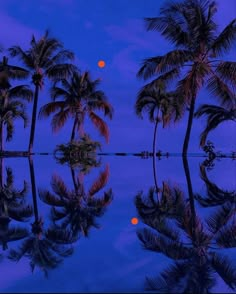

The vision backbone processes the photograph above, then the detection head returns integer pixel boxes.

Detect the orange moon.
[131,217,139,225]
[98,60,105,68]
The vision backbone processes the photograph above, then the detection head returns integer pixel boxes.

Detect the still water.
[0,155,235,293]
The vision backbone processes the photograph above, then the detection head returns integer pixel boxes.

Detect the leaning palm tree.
[0,84,32,152]
[9,30,75,153]
[39,165,113,238]
[195,104,236,147]
[39,71,113,143]
[135,69,183,191]
[138,0,236,155]
[8,157,75,276]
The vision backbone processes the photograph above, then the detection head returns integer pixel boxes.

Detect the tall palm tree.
[135,69,183,191]
[39,71,113,143]
[9,30,75,153]
[39,165,113,238]
[195,104,236,147]
[0,84,32,152]
[137,0,236,156]
[8,157,75,276]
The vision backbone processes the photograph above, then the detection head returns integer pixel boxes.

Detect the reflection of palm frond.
[136,179,236,293]
[39,167,113,239]
[211,253,236,289]
[8,226,74,277]
[89,165,109,196]
[216,225,236,248]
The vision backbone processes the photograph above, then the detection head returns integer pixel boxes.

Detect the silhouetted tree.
[9,30,75,153]
[138,0,236,155]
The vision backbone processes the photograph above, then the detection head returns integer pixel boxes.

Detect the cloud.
[0,11,40,49]
[105,19,165,52]
[111,46,139,79]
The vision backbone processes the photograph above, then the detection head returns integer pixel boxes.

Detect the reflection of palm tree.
[136,159,236,293]
[135,70,183,192]
[195,104,236,147]
[39,165,113,238]
[8,157,74,276]
[0,158,32,250]
[39,71,113,142]
[138,0,236,155]
[195,164,236,246]
[9,30,75,153]
[135,183,184,236]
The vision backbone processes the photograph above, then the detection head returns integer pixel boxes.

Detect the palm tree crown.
[39,70,113,143]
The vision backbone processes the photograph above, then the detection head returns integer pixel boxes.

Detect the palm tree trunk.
[71,116,78,142]
[182,96,196,157]
[153,117,159,195]
[0,121,3,153]
[0,157,3,188]
[182,156,196,244]
[79,114,85,139]
[28,85,40,154]
[71,167,78,192]
[28,156,39,222]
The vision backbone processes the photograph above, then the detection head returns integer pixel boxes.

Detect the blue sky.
[0,0,235,153]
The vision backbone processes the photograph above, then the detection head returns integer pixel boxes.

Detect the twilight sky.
[0,0,235,153]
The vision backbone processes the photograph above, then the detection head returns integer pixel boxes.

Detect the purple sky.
[0,0,236,153]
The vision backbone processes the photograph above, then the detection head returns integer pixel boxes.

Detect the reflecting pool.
[0,154,235,293]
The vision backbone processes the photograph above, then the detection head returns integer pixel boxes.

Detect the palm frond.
[38,189,65,207]
[46,63,76,80]
[206,203,234,233]
[137,227,192,259]
[216,61,236,86]
[88,111,109,142]
[216,225,236,248]
[89,165,109,196]
[211,19,236,56]
[51,174,69,199]
[38,101,66,119]
[51,109,70,133]
[8,85,33,101]
[211,253,236,289]
[206,74,235,108]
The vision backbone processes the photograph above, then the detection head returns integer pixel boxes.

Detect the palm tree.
[9,30,75,153]
[8,157,75,276]
[39,165,113,238]
[195,104,236,147]
[135,157,236,293]
[135,69,183,191]
[0,84,32,152]
[39,71,113,143]
[0,159,32,250]
[138,0,236,156]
